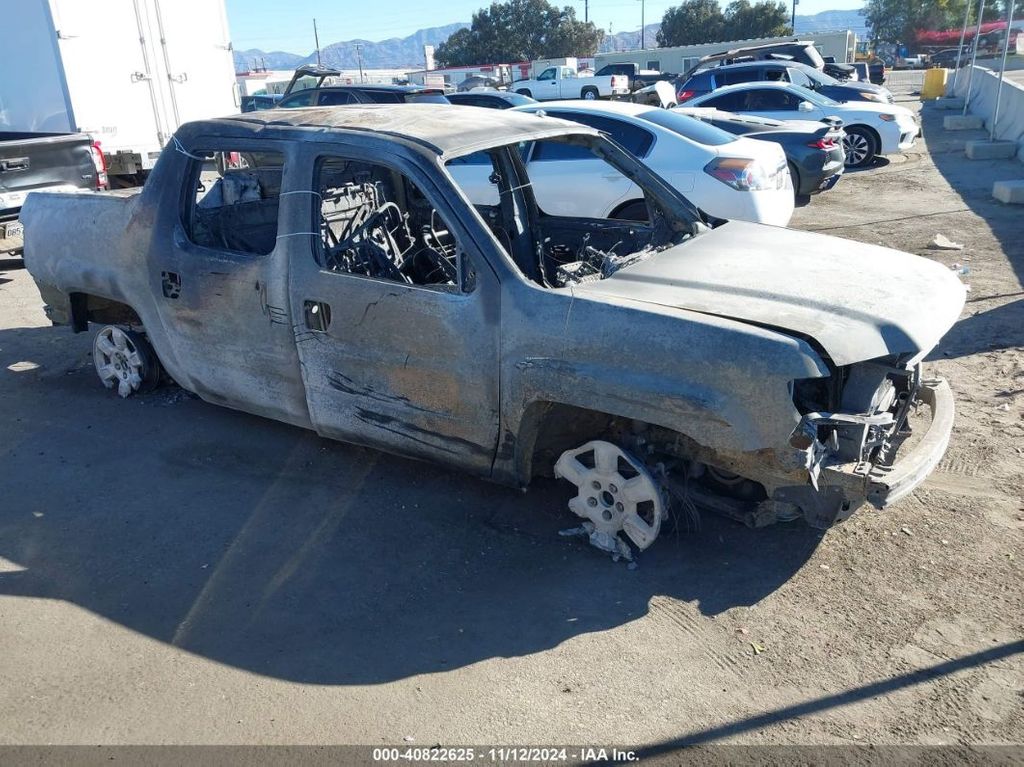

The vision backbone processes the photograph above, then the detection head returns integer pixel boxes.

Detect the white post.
[950,0,973,93]
[962,0,987,115]
[990,0,1017,140]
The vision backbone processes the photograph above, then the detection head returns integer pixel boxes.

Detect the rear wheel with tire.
[610,200,649,222]
[843,126,877,168]
[581,87,599,100]
[92,325,161,398]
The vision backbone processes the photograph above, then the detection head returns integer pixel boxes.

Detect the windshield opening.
[444,133,702,288]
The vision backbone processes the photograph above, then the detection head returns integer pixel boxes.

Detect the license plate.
[3,222,23,239]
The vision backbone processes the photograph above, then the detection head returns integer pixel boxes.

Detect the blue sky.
[225,0,865,53]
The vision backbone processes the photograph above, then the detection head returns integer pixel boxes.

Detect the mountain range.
[233,10,867,72]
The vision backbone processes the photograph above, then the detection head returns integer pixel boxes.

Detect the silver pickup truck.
[21,104,965,558]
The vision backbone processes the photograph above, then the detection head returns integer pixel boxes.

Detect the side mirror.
[798,100,814,112]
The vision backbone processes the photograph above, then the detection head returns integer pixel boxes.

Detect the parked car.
[512,66,631,101]
[447,91,537,109]
[688,40,856,82]
[852,61,888,85]
[674,107,846,197]
[448,100,794,226]
[20,104,964,549]
[684,82,919,167]
[595,63,677,92]
[277,85,449,108]
[675,61,894,105]
[240,94,283,112]
[1,132,107,257]
[929,47,972,68]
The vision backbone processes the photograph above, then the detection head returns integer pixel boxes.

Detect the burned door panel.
[146,140,311,427]
[287,147,501,472]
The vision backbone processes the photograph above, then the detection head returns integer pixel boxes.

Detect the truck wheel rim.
[844,133,870,165]
[93,327,145,398]
[555,440,664,552]
[584,90,596,99]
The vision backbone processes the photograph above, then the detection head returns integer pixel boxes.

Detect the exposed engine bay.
[317,160,459,287]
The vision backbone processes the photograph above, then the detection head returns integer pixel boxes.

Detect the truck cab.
[513,67,630,101]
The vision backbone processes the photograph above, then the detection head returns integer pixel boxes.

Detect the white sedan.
[446,100,794,227]
[683,81,919,167]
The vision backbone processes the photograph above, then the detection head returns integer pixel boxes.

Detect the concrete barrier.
[952,66,1024,163]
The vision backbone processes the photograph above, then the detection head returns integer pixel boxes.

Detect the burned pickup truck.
[22,105,965,558]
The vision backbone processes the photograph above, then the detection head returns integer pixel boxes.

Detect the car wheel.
[516,89,532,98]
[92,325,161,398]
[610,200,649,222]
[843,127,877,168]
[581,87,599,100]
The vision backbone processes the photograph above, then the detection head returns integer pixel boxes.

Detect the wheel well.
[516,88,532,97]
[69,293,141,333]
[848,124,881,152]
[519,402,617,480]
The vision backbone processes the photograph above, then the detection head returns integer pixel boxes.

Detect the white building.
[594,31,857,75]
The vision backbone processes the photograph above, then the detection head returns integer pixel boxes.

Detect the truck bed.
[1,132,99,255]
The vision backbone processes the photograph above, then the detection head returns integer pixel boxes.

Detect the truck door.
[536,67,560,100]
[147,137,312,428]
[286,146,501,474]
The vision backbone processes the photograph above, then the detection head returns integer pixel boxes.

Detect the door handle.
[0,157,29,172]
[304,300,331,332]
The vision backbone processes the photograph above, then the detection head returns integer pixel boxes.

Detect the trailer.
[0,0,238,180]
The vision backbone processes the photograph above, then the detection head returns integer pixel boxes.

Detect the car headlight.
[861,92,886,103]
[878,113,897,121]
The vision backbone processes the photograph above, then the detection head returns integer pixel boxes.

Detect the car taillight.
[704,157,776,191]
[677,89,696,102]
[89,142,109,190]
[807,138,837,150]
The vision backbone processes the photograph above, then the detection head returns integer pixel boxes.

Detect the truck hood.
[574,221,966,366]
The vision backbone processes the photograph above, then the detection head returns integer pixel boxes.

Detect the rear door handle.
[0,158,29,172]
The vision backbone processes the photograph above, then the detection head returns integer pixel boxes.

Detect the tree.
[657,0,726,47]
[723,0,792,40]
[657,0,792,47]
[861,0,969,45]
[435,0,604,66]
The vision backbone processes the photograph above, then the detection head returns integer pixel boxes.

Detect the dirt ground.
[0,95,1021,750]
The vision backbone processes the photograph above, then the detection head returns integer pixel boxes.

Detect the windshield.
[790,84,839,107]
[803,66,839,86]
[635,108,737,146]
[444,133,701,288]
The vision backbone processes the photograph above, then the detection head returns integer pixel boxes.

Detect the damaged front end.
[785,359,955,527]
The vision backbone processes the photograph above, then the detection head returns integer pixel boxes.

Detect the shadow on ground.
[0,324,824,686]
[922,104,1024,358]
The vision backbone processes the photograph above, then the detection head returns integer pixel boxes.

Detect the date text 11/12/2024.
[371,747,639,762]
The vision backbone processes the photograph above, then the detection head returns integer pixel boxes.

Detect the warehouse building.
[594,31,857,75]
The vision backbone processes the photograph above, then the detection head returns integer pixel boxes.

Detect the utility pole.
[313,18,322,67]
[354,43,365,83]
[584,0,588,23]
[791,0,798,32]
[639,0,645,49]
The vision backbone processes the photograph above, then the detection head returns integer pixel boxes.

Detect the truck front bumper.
[864,377,955,507]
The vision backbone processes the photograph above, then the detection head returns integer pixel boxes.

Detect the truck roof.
[215,103,598,158]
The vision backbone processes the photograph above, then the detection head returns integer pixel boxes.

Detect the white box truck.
[1,0,238,180]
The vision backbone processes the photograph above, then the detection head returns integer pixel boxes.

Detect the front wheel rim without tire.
[844,132,872,166]
[93,327,148,398]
